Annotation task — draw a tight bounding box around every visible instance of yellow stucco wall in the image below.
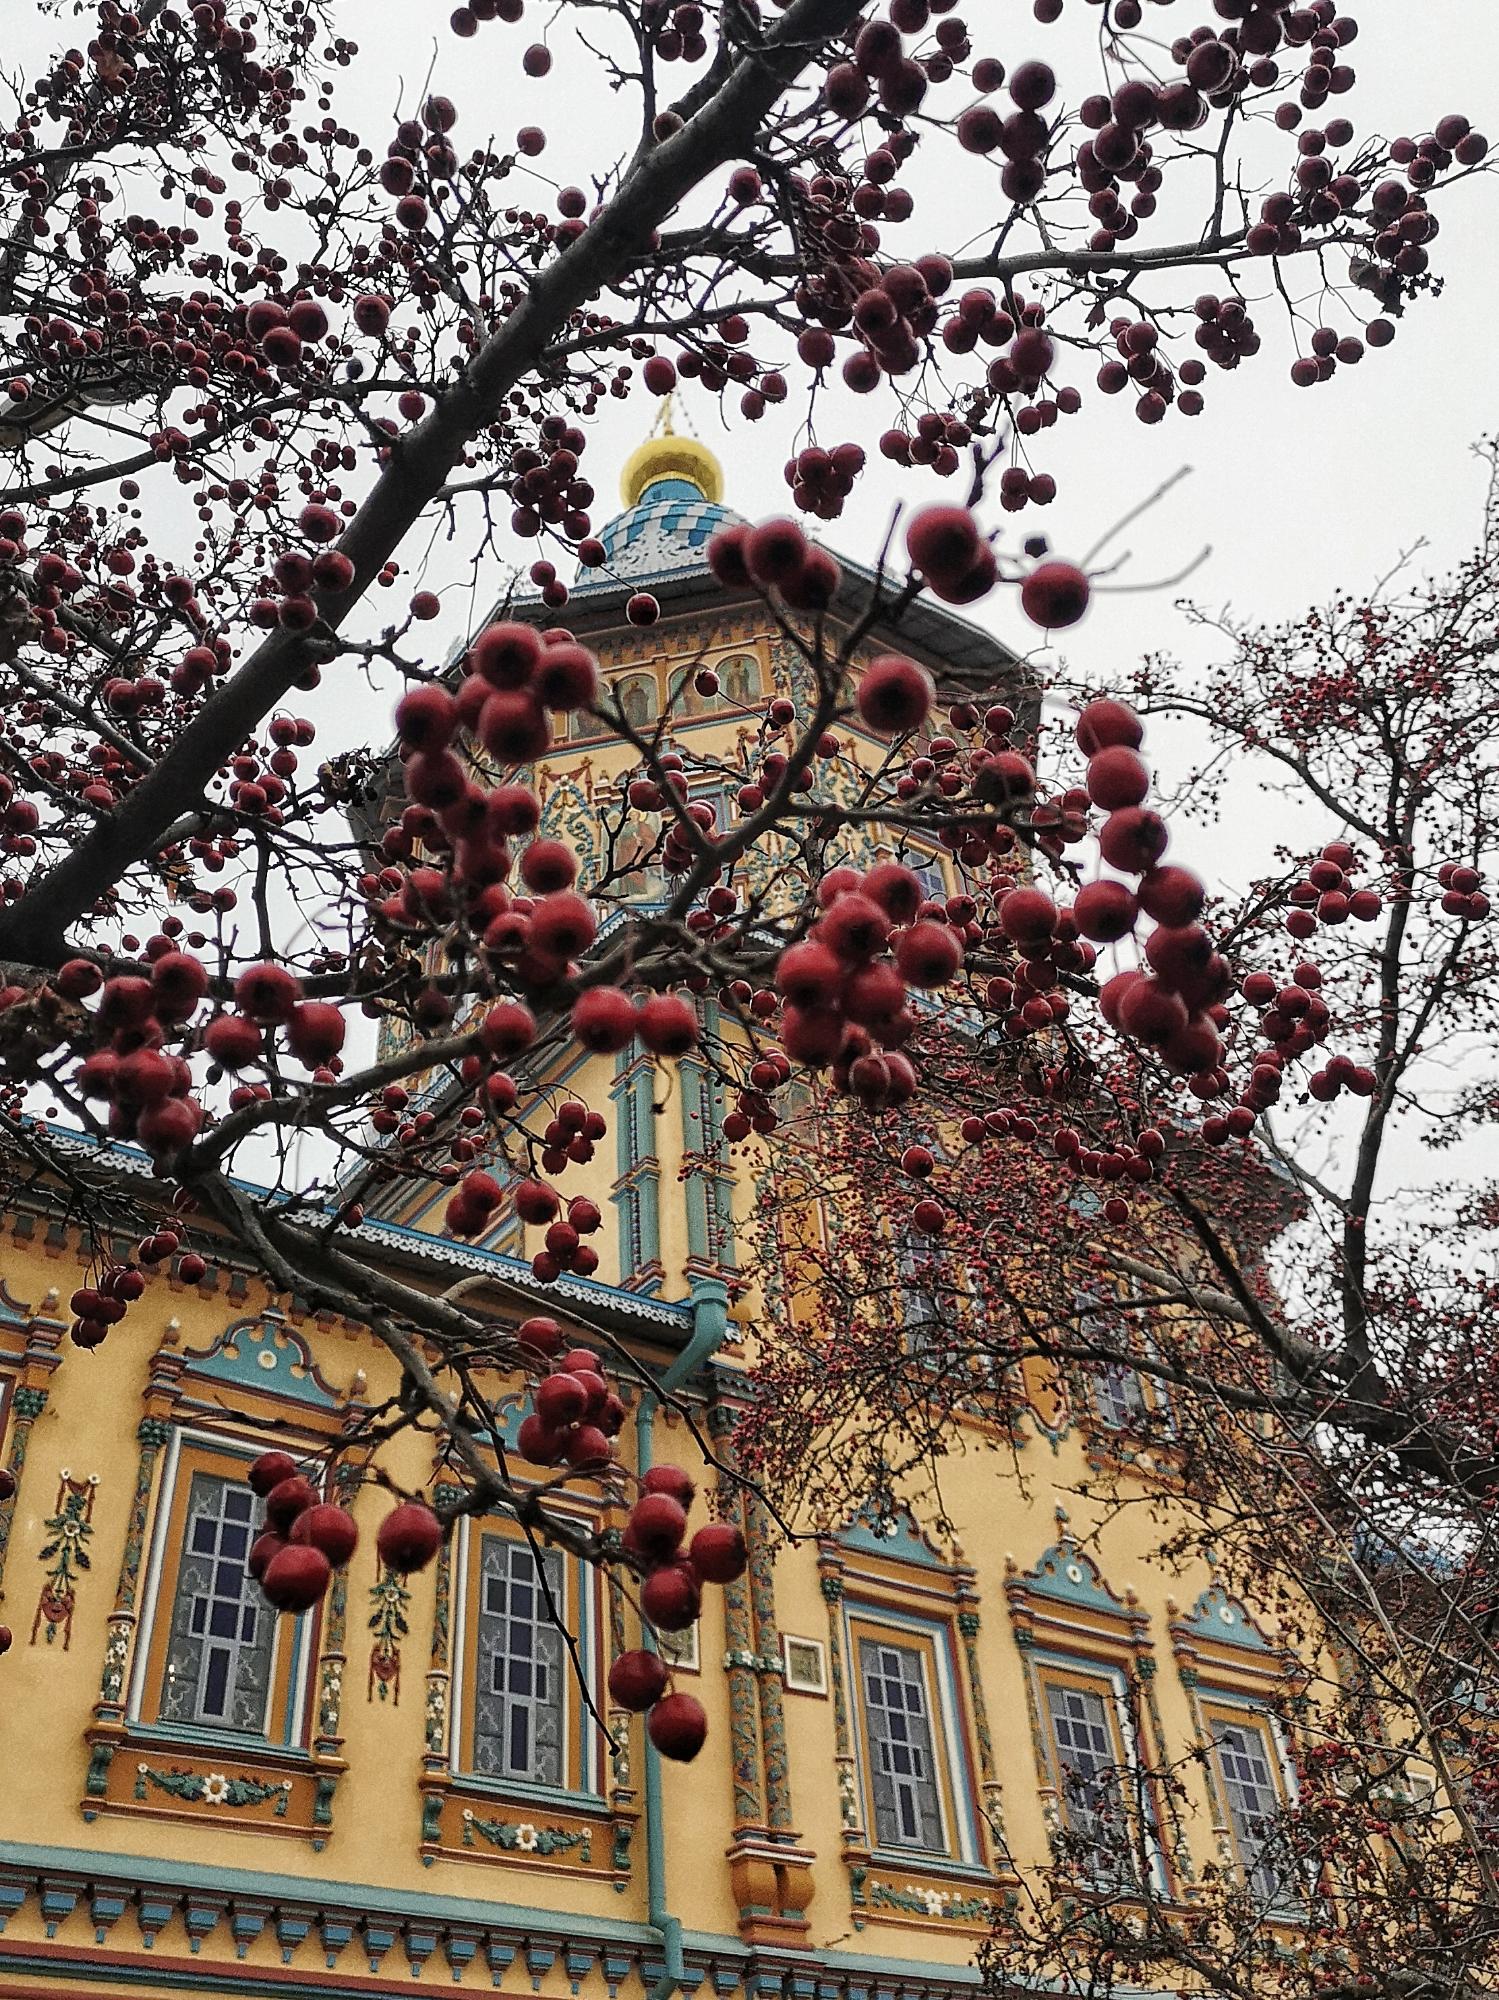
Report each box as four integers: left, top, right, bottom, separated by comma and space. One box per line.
0, 533, 1305, 1995
0, 1210, 1293, 2000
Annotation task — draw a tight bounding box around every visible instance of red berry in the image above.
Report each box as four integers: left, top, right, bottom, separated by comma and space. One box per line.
566, 1425, 613, 1470
1138, 866, 1205, 927
1087, 747, 1150, 811
248, 1450, 299, 1497
248, 1530, 286, 1582
1020, 560, 1091, 630
894, 921, 963, 988
636, 994, 698, 1057
290, 1503, 359, 1568
1073, 879, 1139, 943
376, 1502, 443, 1573
536, 1372, 589, 1428
517, 1316, 565, 1358
689, 1522, 748, 1584
265, 1475, 320, 1533
999, 887, 1057, 944
641, 1465, 696, 1507
571, 986, 637, 1054
261, 1543, 332, 1612
647, 1690, 708, 1761
857, 656, 935, 736
608, 1649, 670, 1711
630, 1493, 688, 1560
517, 1412, 565, 1466
234, 961, 302, 1024
285, 1002, 346, 1067
642, 1564, 701, 1631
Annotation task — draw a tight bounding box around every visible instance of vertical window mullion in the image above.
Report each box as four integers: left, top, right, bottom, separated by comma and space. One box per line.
472, 1537, 565, 1787
858, 1636, 945, 1854
1046, 1681, 1132, 1885
163, 1470, 274, 1736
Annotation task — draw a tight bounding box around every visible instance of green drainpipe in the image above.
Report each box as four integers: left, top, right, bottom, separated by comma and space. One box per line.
640, 1275, 731, 2000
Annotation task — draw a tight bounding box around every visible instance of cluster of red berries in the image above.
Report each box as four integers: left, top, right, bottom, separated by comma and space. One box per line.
400, 618, 596, 783
774, 860, 962, 1093
1437, 861, 1489, 924
1187, 293, 1264, 377
1059, 701, 1230, 1095
206, 962, 346, 1077
70, 1238, 211, 1350
842, 260, 950, 392
513, 1319, 627, 1468
247, 1449, 443, 1616
220, 718, 313, 823
446, 1171, 603, 1283
878, 412, 975, 481
639, 0, 708, 66
1238, 961, 1348, 1109
1097, 316, 1203, 424
611, 1463, 746, 1763
721, 1047, 792, 1144
507, 417, 594, 543
954, 57, 1056, 203
903, 505, 998, 608
706, 516, 843, 615
61, 955, 210, 1156
1284, 841, 1382, 939
784, 441, 866, 520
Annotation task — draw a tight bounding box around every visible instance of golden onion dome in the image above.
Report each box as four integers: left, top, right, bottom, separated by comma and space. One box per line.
618, 427, 724, 509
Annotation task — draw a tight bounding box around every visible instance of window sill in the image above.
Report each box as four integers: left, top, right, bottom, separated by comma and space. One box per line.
867, 1848, 991, 1882
447, 1772, 609, 1816
844, 1846, 1000, 1933
418, 1770, 635, 1885
81, 1719, 344, 1850
128, 1719, 311, 1762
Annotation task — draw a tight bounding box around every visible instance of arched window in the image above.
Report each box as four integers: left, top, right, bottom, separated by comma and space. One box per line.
616, 673, 659, 730
667, 665, 720, 719
716, 653, 761, 709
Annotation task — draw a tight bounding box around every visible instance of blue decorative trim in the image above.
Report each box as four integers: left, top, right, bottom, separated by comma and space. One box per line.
0, 1841, 1194, 1999
28, 1124, 692, 1333
1019, 1543, 1126, 1615
1181, 1584, 1271, 1651
179, 1313, 340, 1411
837, 1504, 946, 1570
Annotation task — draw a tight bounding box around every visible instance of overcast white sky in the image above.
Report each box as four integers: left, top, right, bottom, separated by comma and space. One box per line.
12, 0, 1496, 702
342, 0, 1499, 708
6, 0, 1494, 1209
9, 0, 1498, 885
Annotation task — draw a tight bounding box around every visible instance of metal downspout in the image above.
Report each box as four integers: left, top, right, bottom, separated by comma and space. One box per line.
640, 1275, 731, 2000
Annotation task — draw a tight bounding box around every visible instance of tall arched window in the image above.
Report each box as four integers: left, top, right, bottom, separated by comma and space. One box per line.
716, 653, 761, 709
615, 673, 659, 730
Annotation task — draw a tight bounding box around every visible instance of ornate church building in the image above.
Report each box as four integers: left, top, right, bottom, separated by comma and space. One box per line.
0, 433, 1301, 1998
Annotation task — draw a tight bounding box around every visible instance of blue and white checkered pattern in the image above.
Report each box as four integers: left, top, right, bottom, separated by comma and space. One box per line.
590, 484, 740, 583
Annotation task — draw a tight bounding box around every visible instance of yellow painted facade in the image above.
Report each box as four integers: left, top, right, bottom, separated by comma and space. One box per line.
0, 440, 1303, 1999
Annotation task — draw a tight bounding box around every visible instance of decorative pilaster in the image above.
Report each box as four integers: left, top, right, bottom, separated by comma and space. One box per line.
425, 1485, 461, 1769
713, 1403, 815, 1943
417, 1483, 462, 1856
307, 1465, 360, 1845
0, 1384, 49, 1596
747, 1496, 793, 1835
954, 1599, 1012, 1866
819, 1564, 864, 1844
601, 1526, 637, 1889
709, 1406, 764, 1832
93, 1415, 171, 1749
